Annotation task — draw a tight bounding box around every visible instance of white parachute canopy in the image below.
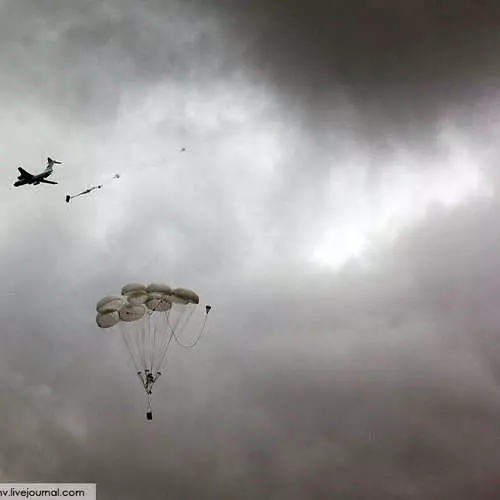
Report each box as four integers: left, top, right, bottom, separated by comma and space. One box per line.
95, 282, 211, 420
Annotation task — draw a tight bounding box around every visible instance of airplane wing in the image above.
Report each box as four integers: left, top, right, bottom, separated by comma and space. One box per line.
17, 167, 34, 180
40, 179, 58, 185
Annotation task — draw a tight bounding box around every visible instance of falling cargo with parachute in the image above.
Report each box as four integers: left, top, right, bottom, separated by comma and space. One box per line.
96, 283, 211, 421
66, 173, 120, 203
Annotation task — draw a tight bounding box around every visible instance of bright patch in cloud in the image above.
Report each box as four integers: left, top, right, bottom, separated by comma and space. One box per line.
311, 131, 494, 268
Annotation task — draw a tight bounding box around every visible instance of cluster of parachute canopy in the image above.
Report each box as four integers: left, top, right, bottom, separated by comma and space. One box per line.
96, 283, 211, 421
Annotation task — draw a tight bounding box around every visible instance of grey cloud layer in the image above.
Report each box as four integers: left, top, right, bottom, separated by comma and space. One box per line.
0, 0, 233, 123
3, 191, 500, 498
0, 1, 500, 499
208, 0, 500, 150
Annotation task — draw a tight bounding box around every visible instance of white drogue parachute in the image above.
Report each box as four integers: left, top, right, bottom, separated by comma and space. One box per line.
96, 283, 212, 421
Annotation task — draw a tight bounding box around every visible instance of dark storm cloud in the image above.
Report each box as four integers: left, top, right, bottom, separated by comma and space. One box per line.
207, 0, 500, 149
3, 0, 498, 143
3, 191, 500, 498
0, 0, 233, 124
2, 1, 500, 499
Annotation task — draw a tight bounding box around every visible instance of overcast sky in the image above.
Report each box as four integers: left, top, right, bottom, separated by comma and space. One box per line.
1, 0, 500, 498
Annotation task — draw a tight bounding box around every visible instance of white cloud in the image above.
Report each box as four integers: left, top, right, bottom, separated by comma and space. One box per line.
311, 126, 493, 268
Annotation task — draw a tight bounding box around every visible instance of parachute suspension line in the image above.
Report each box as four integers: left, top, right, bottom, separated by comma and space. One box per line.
132, 315, 150, 388
148, 317, 155, 373
174, 306, 196, 338
66, 174, 120, 203
168, 307, 196, 348
148, 318, 158, 375
172, 309, 210, 349
146, 319, 153, 374
155, 325, 177, 375
144, 312, 152, 373
118, 321, 151, 391
141, 317, 150, 372
166, 305, 186, 334
146, 295, 169, 375
152, 308, 168, 374
159, 308, 174, 374
154, 306, 189, 364
119, 322, 153, 396
139, 312, 150, 373
149, 308, 162, 374
118, 323, 142, 375
149, 319, 160, 373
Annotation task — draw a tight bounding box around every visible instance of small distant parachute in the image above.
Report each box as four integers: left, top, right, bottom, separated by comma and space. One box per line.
95, 282, 211, 421
66, 173, 120, 203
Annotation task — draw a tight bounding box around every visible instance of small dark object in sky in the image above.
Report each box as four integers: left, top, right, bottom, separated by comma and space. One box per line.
66, 174, 120, 203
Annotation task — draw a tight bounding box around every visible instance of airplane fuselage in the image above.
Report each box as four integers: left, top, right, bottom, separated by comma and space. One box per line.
13, 158, 62, 187
32, 168, 53, 185
14, 167, 54, 187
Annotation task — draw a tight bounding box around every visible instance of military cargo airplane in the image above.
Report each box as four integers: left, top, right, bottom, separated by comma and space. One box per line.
14, 157, 62, 187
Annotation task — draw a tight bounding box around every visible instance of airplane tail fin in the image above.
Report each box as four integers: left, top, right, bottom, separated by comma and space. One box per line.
47, 157, 62, 165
